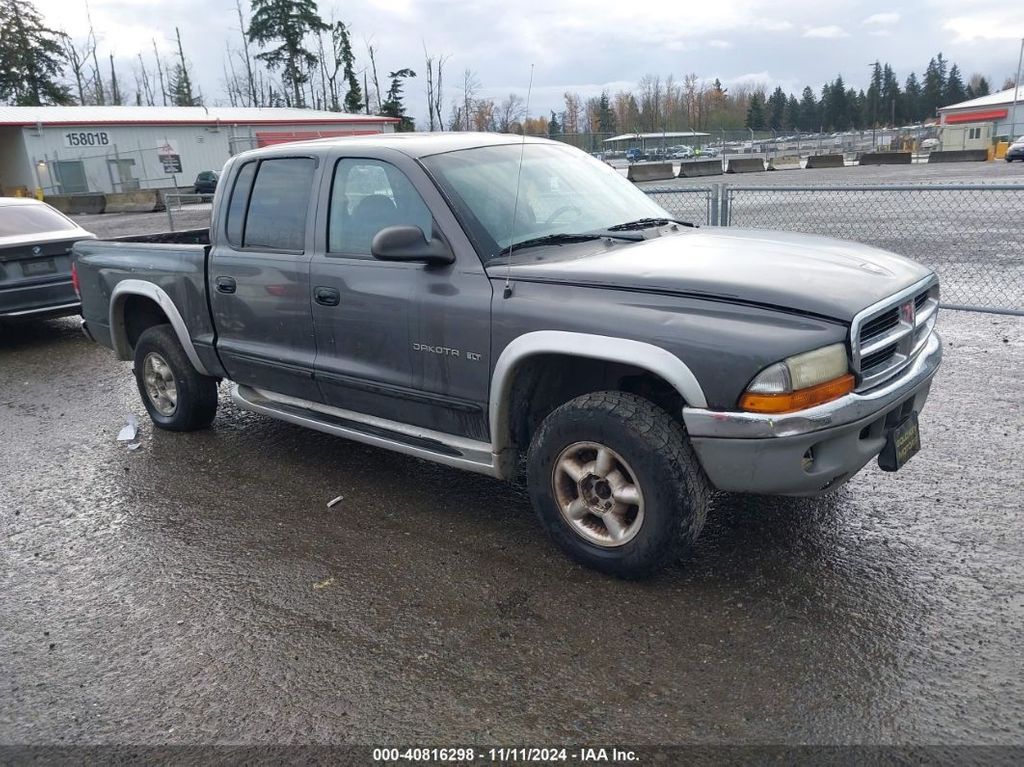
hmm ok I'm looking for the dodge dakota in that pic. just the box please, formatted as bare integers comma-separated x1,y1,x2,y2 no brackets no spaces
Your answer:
74,133,942,577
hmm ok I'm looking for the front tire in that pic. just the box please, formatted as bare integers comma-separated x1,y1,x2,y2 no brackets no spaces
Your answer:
526,391,711,578
133,324,218,431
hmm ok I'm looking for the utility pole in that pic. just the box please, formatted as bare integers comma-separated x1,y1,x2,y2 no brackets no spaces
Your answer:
1013,37,1024,138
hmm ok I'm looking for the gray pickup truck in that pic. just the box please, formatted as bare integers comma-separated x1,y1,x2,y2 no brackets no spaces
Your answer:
75,133,942,577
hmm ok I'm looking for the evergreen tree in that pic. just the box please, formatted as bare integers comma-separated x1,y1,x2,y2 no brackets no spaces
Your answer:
785,95,800,131
766,86,786,131
745,91,766,130
333,21,362,113
866,61,882,127
248,0,328,107
975,76,991,97
597,90,616,134
921,54,947,119
548,110,561,136
881,64,902,125
903,73,923,123
944,64,967,105
169,27,199,106
380,67,416,131
798,86,818,131
0,0,72,105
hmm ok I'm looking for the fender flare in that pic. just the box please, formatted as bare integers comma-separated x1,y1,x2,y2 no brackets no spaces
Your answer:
489,330,708,456
108,279,211,376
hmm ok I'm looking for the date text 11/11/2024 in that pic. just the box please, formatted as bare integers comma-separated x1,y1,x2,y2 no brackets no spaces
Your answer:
371,747,639,762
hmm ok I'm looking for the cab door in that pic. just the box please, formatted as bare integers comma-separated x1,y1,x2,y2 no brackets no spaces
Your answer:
309,150,492,441
209,155,322,402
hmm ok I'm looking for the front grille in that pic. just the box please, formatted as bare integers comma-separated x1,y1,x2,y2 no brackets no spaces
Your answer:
851,278,939,391
861,343,898,371
860,308,899,343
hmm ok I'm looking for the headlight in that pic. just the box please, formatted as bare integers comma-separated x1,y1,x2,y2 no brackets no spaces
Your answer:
739,344,854,413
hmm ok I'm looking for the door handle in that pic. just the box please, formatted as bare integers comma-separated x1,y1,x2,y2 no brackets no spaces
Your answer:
314,286,340,306
215,276,236,294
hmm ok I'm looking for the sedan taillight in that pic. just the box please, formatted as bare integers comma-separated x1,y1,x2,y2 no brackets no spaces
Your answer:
71,262,80,297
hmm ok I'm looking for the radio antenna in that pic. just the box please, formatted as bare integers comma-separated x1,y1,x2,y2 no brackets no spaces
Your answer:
503,63,534,300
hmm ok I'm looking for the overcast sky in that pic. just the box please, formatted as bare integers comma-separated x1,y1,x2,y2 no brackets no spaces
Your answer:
36,0,1024,121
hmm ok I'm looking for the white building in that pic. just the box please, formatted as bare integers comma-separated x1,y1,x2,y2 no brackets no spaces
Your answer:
936,87,1024,149
0,106,397,195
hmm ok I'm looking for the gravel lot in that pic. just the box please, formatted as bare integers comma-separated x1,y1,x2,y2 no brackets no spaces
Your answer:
1,309,1022,746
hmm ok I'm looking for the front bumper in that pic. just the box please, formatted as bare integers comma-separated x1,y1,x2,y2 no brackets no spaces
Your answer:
683,332,942,496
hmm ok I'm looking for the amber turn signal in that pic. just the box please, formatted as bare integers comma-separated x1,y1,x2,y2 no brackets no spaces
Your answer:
739,373,855,414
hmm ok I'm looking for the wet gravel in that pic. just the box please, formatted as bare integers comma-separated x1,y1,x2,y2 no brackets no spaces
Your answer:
1,311,1022,745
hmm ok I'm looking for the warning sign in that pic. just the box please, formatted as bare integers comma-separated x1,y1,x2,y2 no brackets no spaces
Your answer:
157,141,182,174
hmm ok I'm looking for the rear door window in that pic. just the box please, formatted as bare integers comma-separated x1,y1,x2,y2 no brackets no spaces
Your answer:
227,157,316,252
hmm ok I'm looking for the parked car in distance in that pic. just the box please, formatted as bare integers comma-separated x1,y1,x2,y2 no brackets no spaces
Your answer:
699,146,721,158
75,133,942,578
920,138,940,150
0,197,94,320
193,171,219,194
625,148,645,163
1005,136,1024,162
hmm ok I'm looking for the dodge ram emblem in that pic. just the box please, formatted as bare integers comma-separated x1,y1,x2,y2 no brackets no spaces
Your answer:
901,300,916,326
32,245,41,255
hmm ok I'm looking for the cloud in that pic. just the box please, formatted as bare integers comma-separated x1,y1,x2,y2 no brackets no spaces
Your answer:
943,12,1024,42
707,39,733,49
764,21,794,32
863,12,900,25
803,25,850,39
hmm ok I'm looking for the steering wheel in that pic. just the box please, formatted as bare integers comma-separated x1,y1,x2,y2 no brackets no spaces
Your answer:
543,205,583,225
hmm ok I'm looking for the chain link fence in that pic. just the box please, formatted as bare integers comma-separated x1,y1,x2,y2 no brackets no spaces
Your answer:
161,193,214,232
645,183,1024,315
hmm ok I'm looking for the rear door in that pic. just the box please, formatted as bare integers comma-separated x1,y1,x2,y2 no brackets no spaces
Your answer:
208,155,322,402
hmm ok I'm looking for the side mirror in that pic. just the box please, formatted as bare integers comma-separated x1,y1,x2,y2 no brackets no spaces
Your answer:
371,226,454,266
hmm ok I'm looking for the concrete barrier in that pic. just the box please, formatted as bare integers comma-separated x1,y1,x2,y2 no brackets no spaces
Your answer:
725,157,766,173
677,159,723,178
858,152,912,166
805,154,845,169
927,149,989,163
768,155,801,171
104,190,165,213
45,194,106,215
627,162,676,182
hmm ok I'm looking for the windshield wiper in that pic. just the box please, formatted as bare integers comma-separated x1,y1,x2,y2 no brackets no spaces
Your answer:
497,231,642,257
605,217,697,231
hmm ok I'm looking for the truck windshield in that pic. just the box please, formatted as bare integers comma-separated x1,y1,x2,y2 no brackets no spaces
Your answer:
420,143,672,261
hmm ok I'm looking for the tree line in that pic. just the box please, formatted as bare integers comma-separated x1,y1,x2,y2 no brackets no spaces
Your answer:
0,0,1017,137
0,0,422,130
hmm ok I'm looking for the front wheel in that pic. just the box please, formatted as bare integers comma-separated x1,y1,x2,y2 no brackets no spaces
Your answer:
133,324,219,431
526,391,711,578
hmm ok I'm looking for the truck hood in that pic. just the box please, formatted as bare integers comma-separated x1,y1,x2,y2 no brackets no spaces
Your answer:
493,228,933,322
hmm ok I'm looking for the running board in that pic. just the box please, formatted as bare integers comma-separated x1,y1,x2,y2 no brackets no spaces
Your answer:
231,384,503,478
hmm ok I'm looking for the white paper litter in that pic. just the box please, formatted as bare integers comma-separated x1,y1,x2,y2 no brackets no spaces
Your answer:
117,415,139,442
327,495,344,508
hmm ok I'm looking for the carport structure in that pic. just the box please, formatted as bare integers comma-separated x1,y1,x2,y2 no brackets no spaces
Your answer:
603,131,710,154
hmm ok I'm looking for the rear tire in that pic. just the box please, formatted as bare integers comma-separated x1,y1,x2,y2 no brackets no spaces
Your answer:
133,324,218,431
526,391,710,578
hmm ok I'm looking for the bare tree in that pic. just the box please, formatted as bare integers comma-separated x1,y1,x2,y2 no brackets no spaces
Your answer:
152,39,167,106
562,91,583,134
136,52,155,105
60,33,93,103
423,47,451,130
366,41,382,112
235,0,258,106
86,1,104,104
496,93,526,132
460,69,480,130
